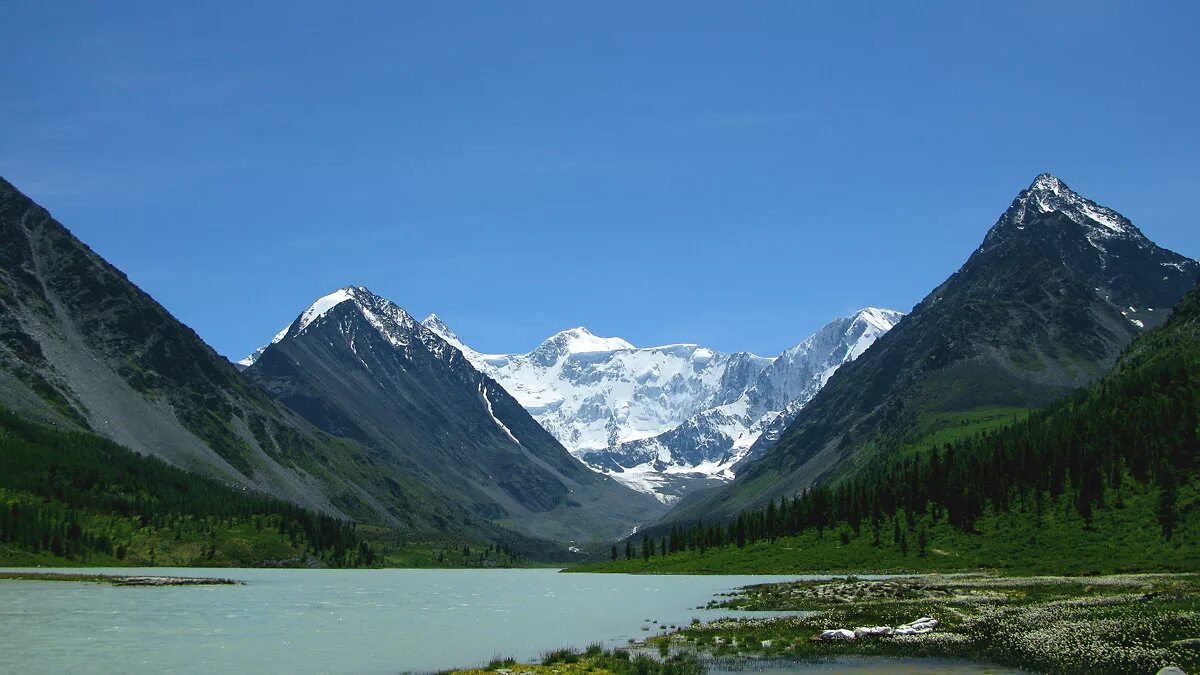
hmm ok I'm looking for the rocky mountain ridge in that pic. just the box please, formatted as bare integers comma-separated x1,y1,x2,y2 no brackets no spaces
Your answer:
422,308,902,502
242,286,664,541
665,173,1200,523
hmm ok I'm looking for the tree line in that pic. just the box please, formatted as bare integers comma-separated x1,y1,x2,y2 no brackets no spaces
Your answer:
618,289,1200,561
0,404,376,566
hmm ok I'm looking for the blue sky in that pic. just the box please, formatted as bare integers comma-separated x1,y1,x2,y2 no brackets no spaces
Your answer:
2,2,1198,359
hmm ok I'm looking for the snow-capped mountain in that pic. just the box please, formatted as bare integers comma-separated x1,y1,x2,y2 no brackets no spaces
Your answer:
422,319,770,451
423,308,903,502
985,173,1199,331
667,173,1200,524
239,286,664,541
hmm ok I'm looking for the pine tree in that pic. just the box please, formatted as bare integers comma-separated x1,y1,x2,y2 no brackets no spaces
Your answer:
1158,469,1179,539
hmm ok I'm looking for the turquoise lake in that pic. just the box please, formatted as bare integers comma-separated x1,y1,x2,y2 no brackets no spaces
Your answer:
0,567,1029,673
0,567,812,673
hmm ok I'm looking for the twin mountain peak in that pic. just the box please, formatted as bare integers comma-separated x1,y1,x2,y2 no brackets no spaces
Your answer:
240,280,906,503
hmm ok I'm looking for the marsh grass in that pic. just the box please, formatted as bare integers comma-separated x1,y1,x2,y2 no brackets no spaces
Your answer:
664,574,1200,674
453,645,703,675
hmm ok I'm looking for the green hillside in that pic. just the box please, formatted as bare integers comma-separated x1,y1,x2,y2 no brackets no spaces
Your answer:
576,281,1200,575
667,176,1200,525
0,404,381,567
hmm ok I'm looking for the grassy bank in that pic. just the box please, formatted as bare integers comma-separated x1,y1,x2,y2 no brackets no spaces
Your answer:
451,575,1200,675
451,644,704,675
661,574,1200,674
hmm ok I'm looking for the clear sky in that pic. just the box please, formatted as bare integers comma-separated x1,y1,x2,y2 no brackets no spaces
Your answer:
2,2,1198,360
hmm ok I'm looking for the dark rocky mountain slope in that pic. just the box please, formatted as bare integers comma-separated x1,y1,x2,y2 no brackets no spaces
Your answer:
667,173,1200,523
0,176,658,544
243,287,664,542
0,176,479,531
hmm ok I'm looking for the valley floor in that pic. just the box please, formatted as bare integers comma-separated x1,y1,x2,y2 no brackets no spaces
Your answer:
451,574,1200,675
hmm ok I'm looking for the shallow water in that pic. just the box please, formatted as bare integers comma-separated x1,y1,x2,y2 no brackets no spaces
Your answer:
0,567,820,673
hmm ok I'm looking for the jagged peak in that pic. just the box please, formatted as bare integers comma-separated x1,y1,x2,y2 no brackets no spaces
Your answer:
851,307,905,331
240,285,426,366
1005,173,1135,238
421,313,460,341
1028,172,1067,195
781,307,904,360
292,286,362,334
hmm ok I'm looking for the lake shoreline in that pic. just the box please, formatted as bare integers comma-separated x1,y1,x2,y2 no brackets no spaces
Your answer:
0,571,242,585
450,573,1200,674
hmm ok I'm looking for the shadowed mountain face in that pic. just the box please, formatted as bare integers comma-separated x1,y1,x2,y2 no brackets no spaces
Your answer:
0,176,472,530
668,173,1200,523
243,287,664,542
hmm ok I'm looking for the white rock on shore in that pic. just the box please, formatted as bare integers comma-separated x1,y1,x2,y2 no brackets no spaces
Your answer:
813,617,938,642
814,628,857,641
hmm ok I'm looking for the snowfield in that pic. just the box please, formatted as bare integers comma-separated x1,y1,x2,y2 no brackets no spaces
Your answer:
424,308,903,503
240,293,902,504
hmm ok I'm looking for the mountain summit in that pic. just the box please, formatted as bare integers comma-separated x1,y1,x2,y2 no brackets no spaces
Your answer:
420,313,461,345
424,307,903,502
982,172,1196,328
243,286,663,542
0,177,447,525
669,174,1200,521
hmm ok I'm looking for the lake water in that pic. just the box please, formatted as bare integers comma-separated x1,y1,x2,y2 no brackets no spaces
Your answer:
0,567,1026,674
0,567,818,674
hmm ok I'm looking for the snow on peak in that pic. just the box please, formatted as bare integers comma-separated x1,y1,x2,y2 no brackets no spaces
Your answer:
568,307,904,501
1012,173,1133,238
852,307,905,332
238,287,360,366
293,287,358,335
421,314,463,347
539,327,636,355
1029,172,1066,195
239,285,428,367
437,306,901,502
236,346,268,368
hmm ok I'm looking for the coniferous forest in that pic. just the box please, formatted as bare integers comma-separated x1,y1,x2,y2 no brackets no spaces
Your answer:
0,405,376,567
582,282,1200,574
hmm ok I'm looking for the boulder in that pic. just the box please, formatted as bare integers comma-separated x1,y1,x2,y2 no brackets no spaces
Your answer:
815,629,857,641
899,617,939,632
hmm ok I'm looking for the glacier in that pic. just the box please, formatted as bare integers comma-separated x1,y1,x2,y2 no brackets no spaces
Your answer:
423,308,903,502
